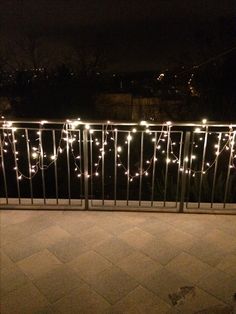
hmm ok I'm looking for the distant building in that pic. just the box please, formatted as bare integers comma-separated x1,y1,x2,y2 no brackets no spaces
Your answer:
96,92,185,121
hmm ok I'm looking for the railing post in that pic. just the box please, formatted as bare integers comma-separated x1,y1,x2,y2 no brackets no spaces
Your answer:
83,129,89,210
179,131,191,213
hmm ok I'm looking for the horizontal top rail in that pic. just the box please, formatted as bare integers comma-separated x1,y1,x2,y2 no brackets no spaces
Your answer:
1,119,236,128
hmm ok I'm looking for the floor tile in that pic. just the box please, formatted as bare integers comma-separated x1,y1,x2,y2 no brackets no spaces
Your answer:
48,236,89,263
2,235,45,262
32,225,71,247
0,282,49,314
216,254,236,276
117,251,162,282
0,250,14,269
142,267,193,305
34,264,84,303
203,229,236,252
53,284,110,314
118,227,155,249
173,287,224,314
1,264,29,296
68,250,112,281
141,238,181,265
1,215,53,245
87,266,138,304
139,219,172,238
165,252,213,284
197,268,236,304
77,226,113,249
110,285,171,313
186,240,225,267
94,238,135,263
159,226,197,250
17,249,62,280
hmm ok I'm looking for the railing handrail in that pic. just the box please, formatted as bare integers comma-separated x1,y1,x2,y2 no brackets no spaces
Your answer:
0,119,236,127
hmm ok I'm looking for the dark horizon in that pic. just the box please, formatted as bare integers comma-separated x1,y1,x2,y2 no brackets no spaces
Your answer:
0,0,235,71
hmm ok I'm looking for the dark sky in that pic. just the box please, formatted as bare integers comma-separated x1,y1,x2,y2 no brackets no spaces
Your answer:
0,0,235,71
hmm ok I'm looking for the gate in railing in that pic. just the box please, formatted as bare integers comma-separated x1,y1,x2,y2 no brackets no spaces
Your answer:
0,120,235,212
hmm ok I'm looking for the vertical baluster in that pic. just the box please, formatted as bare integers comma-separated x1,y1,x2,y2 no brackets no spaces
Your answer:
198,127,208,208
0,134,8,204
39,130,46,204
211,132,221,208
223,131,235,208
25,129,33,204
164,126,171,207
126,131,130,206
176,132,183,207
66,124,71,205
114,129,117,206
151,132,157,207
52,130,58,205
102,126,105,205
139,132,144,206
12,129,21,204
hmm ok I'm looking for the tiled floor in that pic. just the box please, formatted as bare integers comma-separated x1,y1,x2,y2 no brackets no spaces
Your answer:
1,210,236,314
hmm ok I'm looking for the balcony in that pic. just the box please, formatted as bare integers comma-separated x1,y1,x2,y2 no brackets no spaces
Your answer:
0,119,235,212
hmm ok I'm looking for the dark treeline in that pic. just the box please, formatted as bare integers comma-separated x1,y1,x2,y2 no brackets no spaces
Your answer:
0,31,235,121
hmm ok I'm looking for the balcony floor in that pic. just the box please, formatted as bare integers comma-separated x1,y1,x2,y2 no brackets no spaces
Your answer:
1,210,236,313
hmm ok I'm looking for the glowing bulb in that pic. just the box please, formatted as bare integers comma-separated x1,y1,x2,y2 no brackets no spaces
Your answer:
32,152,38,159
140,121,147,126
195,128,201,133
132,128,137,133
202,118,207,124
127,135,132,141
117,146,122,152
50,155,56,160
40,120,48,125
85,124,90,130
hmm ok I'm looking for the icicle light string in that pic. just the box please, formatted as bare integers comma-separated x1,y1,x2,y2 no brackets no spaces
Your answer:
0,120,235,182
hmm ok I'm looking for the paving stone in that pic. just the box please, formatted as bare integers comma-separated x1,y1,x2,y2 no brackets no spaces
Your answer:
0,282,49,314
1,264,29,296
117,251,162,282
68,250,112,281
165,252,214,284
34,264,84,303
94,237,135,263
110,285,171,313
118,227,155,249
86,266,139,304
53,284,111,314
17,249,62,280
48,236,89,263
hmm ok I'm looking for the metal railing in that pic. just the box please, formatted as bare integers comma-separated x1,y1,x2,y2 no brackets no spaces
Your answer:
0,119,236,212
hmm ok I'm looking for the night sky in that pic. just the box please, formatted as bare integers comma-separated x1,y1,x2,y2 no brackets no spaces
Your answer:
0,0,235,71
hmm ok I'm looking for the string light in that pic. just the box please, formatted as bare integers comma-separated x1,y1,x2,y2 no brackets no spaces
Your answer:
0,120,235,185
